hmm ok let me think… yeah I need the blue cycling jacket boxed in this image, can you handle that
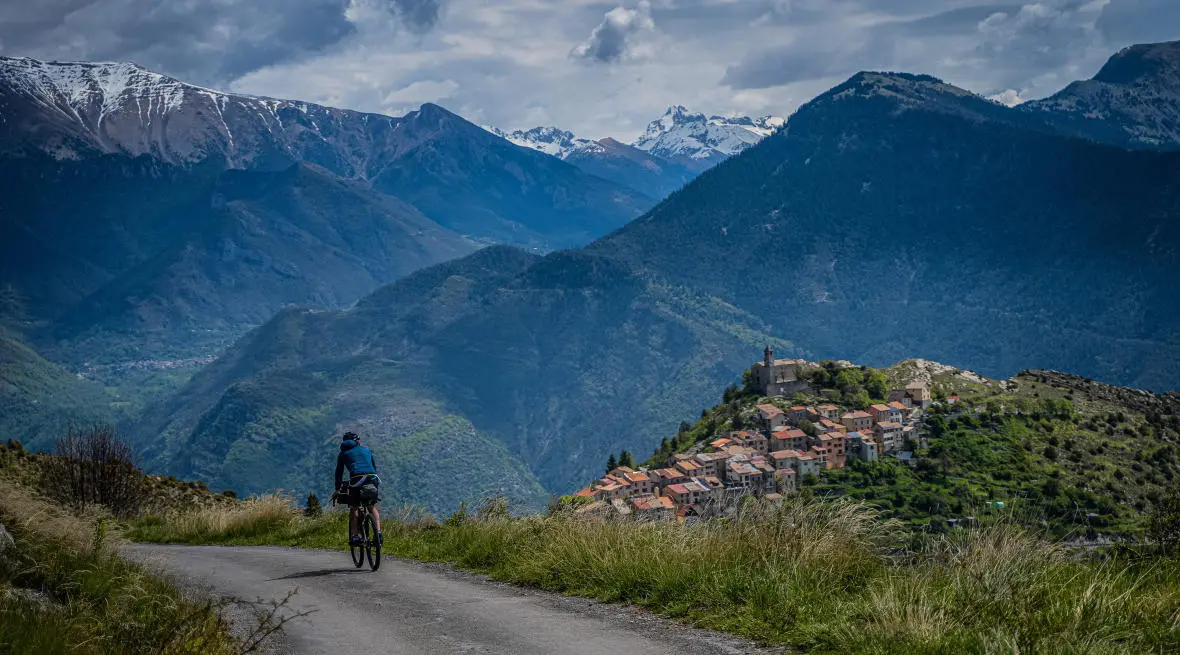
[335,439,377,490]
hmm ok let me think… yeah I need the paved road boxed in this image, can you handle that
[126,544,781,655]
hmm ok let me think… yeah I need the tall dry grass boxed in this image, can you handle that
[0,478,244,654]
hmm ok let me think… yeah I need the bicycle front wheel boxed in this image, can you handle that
[363,512,381,571]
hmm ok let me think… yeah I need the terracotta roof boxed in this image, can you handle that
[843,411,872,419]
[756,404,785,417]
[876,421,902,430]
[871,404,891,412]
[770,449,799,460]
[818,404,839,411]
[666,483,689,495]
[888,401,907,410]
[574,487,594,497]
[784,429,806,438]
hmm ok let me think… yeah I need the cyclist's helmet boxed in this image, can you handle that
[342,431,358,441]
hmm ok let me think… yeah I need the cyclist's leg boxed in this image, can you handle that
[370,504,381,532]
[349,506,360,537]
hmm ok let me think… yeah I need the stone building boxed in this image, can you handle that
[752,346,810,396]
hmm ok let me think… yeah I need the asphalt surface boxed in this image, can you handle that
[126,544,784,655]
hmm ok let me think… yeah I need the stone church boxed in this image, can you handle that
[752,346,809,397]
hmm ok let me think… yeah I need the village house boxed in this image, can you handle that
[770,428,809,452]
[756,404,788,431]
[817,404,842,420]
[631,495,674,520]
[710,436,735,450]
[725,459,762,492]
[731,430,768,454]
[886,390,912,407]
[869,403,902,425]
[675,458,704,477]
[769,449,800,471]
[794,451,821,478]
[809,445,828,468]
[575,500,614,518]
[845,432,880,462]
[873,421,904,453]
[841,410,873,432]
[693,451,728,478]
[888,400,911,422]
[812,432,846,469]
[619,470,655,496]
[818,418,844,434]
[652,467,686,491]
[752,346,810,396]
[905,379,932,409]
[665,479,712,506]
[774,468,797,493]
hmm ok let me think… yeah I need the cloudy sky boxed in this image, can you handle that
[0,0,1174,139]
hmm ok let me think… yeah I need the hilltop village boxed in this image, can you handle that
[573,348,940,521]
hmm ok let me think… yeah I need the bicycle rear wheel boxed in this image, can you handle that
[349,511,365,568]
[363,512,381,571]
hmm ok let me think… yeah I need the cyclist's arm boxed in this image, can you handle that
[334,453,344,491]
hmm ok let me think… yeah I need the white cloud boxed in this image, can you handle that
[988,88,1028,105]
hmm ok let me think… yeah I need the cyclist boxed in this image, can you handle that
[333,431,382,546]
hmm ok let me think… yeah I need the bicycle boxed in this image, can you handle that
[333,485,382,571]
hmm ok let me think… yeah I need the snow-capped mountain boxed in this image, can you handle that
[0,55,653,251]
[1020,41,1180,150]
[482,106,784,194]
[483,125,597,159]
[632,106,785,170]
[0,56,403,168]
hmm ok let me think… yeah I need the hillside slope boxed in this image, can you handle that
[138,246,793,502]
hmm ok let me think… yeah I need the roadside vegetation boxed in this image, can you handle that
[0,428,286,653]
[129,492,1180,654]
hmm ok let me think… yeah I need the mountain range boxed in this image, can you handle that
[120,42,1180,511]
[0,56,665,369]
[484,107,783,198]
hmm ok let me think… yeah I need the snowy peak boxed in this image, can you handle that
[0,55,410,168]
[0,57,194,117]
[1021,40,1180,150]
[482,125,596,158]
[631,105,784,168]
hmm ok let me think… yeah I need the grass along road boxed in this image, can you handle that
[127,495,1180,654]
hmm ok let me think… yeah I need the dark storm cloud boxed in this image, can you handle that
[721,0,1171,91]
[571,2,655,63]
[1096,0,1180,45]
[0,0,443,87]
[387,0,445,32]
